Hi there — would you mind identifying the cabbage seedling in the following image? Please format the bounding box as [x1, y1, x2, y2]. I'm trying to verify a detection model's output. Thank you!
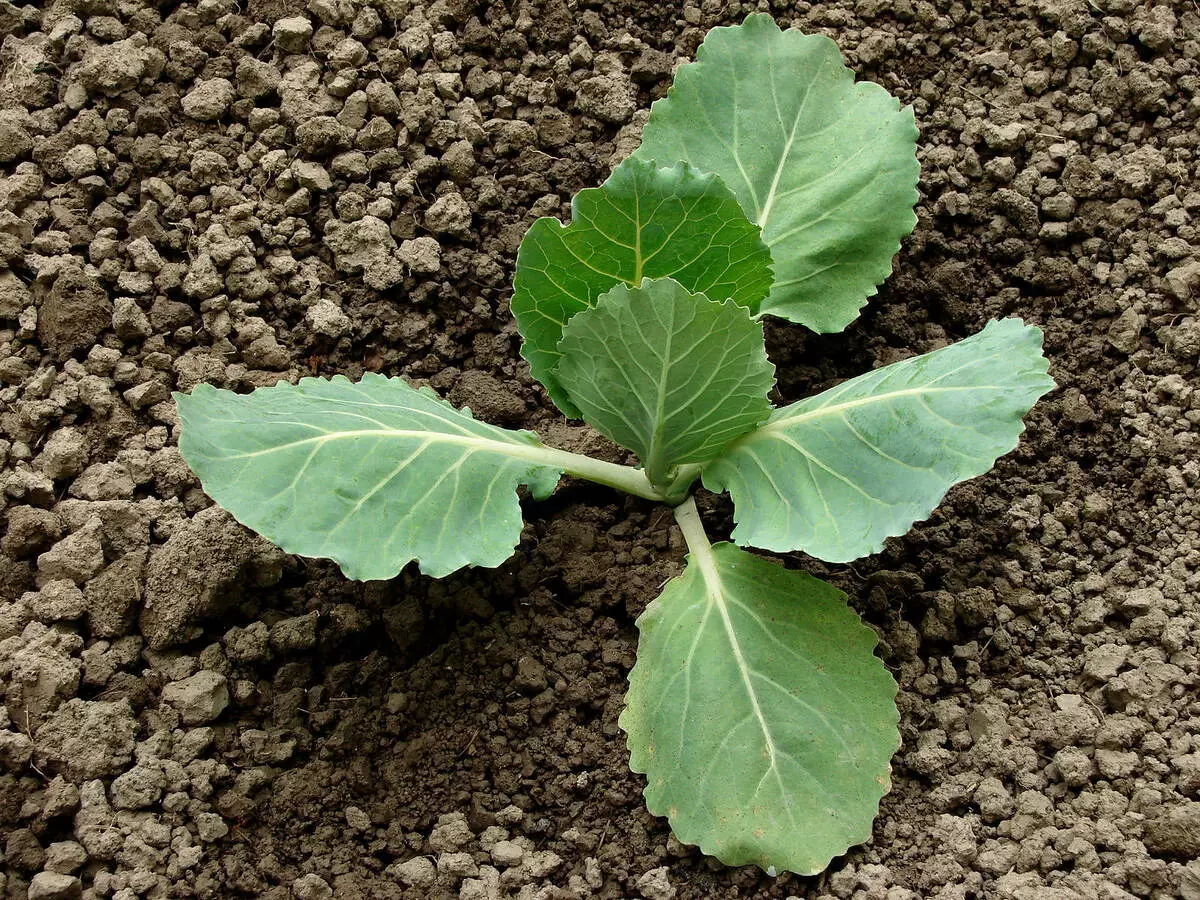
[175, 15, 1054, 876]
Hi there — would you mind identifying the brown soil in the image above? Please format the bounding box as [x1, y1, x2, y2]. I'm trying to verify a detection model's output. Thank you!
[1, 0, 1199, 899]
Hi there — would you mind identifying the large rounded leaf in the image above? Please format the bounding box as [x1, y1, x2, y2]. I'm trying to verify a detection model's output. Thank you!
[553, 278, 774, 485]
[512, 157, 773, 415]
[703, 319, 1055, 562]
[621, 541, 898, 874]
[176, 375, 563, 580]
[632, 13, 919, 333]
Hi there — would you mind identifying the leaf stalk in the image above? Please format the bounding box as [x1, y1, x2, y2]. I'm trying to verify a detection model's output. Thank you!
[537, 444, 666, 502]
[672, 495, 717, 576]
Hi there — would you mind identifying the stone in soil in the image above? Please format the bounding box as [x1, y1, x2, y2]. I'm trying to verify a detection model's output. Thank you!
[161, 671, 229, 725]
[139, 507, 283, 649]
[26, 872, 82, 900]
[33, 699, 137, 781]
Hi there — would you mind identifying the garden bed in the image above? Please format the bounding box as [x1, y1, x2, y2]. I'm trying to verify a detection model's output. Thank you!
[0, 0, 1198, 898]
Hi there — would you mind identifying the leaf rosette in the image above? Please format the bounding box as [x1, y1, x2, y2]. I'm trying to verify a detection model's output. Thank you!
[170, 13, 1055, 882]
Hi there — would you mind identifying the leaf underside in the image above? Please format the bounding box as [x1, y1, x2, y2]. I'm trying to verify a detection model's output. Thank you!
[512, 157, 773, 415]
[621, 542, 898, 875]
[176, 375, 561, 580]
[703, 318, 1056, 562]
[553, 278, 775, 485]
[632, 13, 920, 333]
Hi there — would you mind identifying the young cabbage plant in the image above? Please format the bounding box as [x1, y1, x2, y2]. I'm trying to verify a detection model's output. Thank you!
[175, 15, 1054, 877]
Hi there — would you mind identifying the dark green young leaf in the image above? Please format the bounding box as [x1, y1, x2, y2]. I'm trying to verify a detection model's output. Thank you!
[621, 541, 898, 874]
[703, 319, 1055, 562]
[632, 13, 919, 332]
[553, 278, 774, 485]
[512, 158, 773, 415]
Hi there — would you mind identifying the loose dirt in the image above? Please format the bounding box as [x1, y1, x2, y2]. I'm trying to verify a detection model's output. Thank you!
[1, 0, 1199, 898]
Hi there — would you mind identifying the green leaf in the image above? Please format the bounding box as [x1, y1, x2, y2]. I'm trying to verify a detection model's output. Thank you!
[703, 318, 1055, 562]
[512, 157, 774, 415]
[621, 541, 898, 874]
[176, 374, 563, 580]
[631, 13, 919, 333]
[553, 278, 774, 486]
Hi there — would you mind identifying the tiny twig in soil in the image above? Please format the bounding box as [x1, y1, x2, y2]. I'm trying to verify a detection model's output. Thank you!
[458, 727, 482, 759]
[20, 711, 49, 782]
[962, 87, 993, 107]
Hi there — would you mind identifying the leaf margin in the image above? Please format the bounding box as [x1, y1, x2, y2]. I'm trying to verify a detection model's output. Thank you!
[702, 317, 1056, 562]
[631, 11, 920, 333]
[620, 538, 900, 875]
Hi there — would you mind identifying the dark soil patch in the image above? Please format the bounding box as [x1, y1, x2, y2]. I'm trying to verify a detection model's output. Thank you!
[1, 0, 1199, 898]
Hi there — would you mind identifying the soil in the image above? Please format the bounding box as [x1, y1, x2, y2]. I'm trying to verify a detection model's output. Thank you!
[1, 0, 1199, 898]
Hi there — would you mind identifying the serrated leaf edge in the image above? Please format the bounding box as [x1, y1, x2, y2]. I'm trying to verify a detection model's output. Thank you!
[636, 12, 920, 332]
[619, 547, 901, 875]
[176, 374, 561, 581]
[705, 319, 1056, 562]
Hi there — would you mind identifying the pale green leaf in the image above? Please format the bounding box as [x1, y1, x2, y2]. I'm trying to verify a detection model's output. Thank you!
[631, 13, 919, 332]
[176, 375, 562, 580]
[553, 278, 774, 485]
[621, 541, 898, 874]
[703, 318, 1055, 562]
[512, 157, 773, 415]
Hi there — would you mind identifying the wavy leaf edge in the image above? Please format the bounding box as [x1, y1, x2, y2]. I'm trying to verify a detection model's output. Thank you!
[621, 541, 901, 875]
[634, 12, 920, 332]
[703, 318, 1056, 562]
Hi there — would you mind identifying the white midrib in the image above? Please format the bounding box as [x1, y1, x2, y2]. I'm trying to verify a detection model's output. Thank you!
[226, 428, 536, 460]
[675, 499, 784, 796]
[756, 112, 803, 227]
[215, 427, 663, 501]
[755, 384, 1010, 437]
[645, 303, 676, 481]
[699, 546, 787, 800]
[756, 45, 822, 227]
[632, 188, 644, 283]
